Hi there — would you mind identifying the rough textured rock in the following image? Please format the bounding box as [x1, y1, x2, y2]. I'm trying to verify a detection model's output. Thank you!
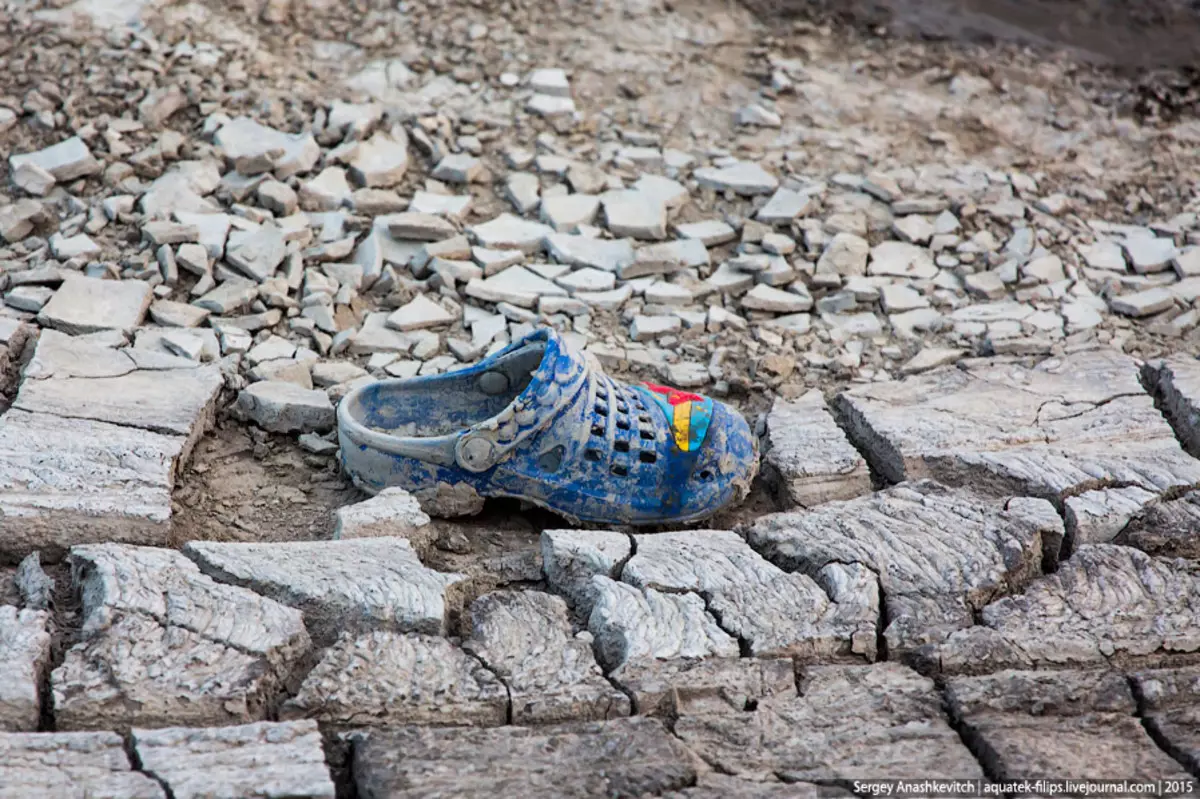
[674, 663, 983, 781]
[0, 606, 50, 731]
[765, 390, 871, 507]
[280, 631, 507, 727]
[836, 349, 1200, 502]
[935, 545, 1200, 674]
[1130, 666, 1200, 773]
[0, 730, 165, 798]
[587, 576, 740, 671]
[747, 481, 1058, 656]
[623, 529, 877, 661]
[0, 410, 181, 562]
[332, 487, 433, 552]
[183, 537, 467, 647]
[1149, 354, 1200, 458]
[1063, 486, 1158, 551]
[36, 275, 153, 334]
[463, 590, 630, 724]
[945, 669, 1191, 782]
[609, 655, 796, 716]
[52, 544, 310, 730]
[661, 775, 839, 799]
[540, 528, 631, 612]
[350, 717, 697, 799]
[132, 720, 335, 799]
[1112, 490, 1200, 558]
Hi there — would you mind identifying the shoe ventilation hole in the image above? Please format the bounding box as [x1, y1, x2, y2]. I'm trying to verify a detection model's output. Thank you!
[638, 415, 650, 424]
[611, 464, 628, 477]
[614, 440, 630, 453]
[617, 404, 628, 414]
[591, 424, 604, 437]
[639, 451, 657, 464]
[538, 446, 564, 472]
[594, 404, 608, 416]
[698, 469, 714, 481]
[640, 430, 655, 440]
[616, 419, 630, 431]
[584, 449, 601, 462]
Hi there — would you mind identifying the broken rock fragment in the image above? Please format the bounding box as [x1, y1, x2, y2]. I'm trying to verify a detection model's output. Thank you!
[183, 537, 467, 647]
[52, 544, 310, 730]
[0, 606, 50, 731]
[235, 380, 335, 433]
[37, 274, 153, 334]
[765, 390, 871, 507]
[0, 730, 165, 798]
[463, 590, 630, 724]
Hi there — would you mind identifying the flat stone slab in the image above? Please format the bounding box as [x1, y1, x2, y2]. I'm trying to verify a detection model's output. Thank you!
[935, 544, 1200, 674]
[673, 663, 984, 781]
[280, 631, 507, 727]
[131, 720, 335, 799]
[0, 410, 180, 562]
[747, 481, 1059, 656]
[835, 349, 1200, 502]
[0, 606, 50, 731]
[52, 544, 310, 730]
[945, 669, 1190, 782]
[462, 590, 630, 724]
[623, 529, 877, 661]
[183, 537, 467, 647]
[37, 274, 152, 334]
[1130, 666, 1200, 773]
[349, 717, 697, 798]
[332, 488, 433, 551]
[0, 730, 165, 798]
[609, 656, 796, 717]
[15, 330, 223, 454]
[765, 390, 871, 507]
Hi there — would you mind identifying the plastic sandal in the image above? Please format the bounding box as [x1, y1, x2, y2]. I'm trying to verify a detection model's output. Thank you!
[336, 327, 759, 525]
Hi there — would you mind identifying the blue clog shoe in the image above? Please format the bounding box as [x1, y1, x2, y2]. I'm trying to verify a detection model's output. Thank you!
[336, 327, 759, 525]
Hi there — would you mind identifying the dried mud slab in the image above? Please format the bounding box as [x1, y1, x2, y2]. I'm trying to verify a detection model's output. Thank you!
[462, 590, 630, 724]
[280, 630, 508, 727]
[944, 669, 1192, 783]
[132, 720, 335, 799]
[332, 488, 433, 552]
[609, 655, 797, 716]
[746, 481, 1058, 656]
[764, 390, 871, 508]
[349, 717, 697, 799]
[935, 544, 1200, 674]
[52, 544, 310, 730]
[1112, 489, 1200, 559]
[183, 537, 467, 647]
[1130, 666, 1200, 774]
[0, 606, 50, 731]
[624, 529, 878, 661]
[661, 775, 846, 799]
[540, 528, 631, 613]
[673, 663, 983, 782]
[836, 350, 1200, 503]
[0, 730, 165, 798]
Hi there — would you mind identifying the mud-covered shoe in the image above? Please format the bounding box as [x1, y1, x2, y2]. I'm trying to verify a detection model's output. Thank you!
[336, 326, 758, 525]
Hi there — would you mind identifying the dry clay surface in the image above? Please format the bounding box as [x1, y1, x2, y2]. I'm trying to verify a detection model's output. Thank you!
[0, 0, 1199, 794]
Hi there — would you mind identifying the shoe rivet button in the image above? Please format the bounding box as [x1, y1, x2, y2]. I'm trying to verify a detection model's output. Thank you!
[457, 436, 496, 472]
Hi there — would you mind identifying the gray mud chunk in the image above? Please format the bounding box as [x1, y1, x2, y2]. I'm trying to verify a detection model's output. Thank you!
[624, 530, 877, 661]
[588, 576, 739, 672]
[0, 410, 180, 561]
[661, 775, 839, 799]
[674, 663, 983, 781]
[1063, 486, 1158, 549]
[1147, 354, 1200, 457]
[0, 606, 50, 731]
[0, 730, 165, 798]
[693, 161, 778, 196]
[349, 717, 696, 799]
[51, 544, 310, 730]
[746, 481, 1059, 656]
[835, 348, 1200, 501]
[280, 630, 507, 727]
[37, 274, 152, 334]
[468, 213, 553, 253]
[935, 544, 1200, 674]
[225, 224, 287, 282]
[235, 380, 335, 433]
[609, 656, 796, 717]
[540, 528, 631, 612]
[132, 720, 335, 799]
[1114, 490, 1200, 558]
[183, 537, 467, 647]
[333, 488, 432, 550]
[765, 390, 871, 507]
[1130, 666, 1200, 772]
[14, 330, 223, 457]
[9, 136, 102, 182]
[463, 591, 630, 724]
[945, 669, 1190, 782]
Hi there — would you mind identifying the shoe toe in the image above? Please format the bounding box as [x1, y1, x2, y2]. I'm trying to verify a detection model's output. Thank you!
[677, 400, 759, 519]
